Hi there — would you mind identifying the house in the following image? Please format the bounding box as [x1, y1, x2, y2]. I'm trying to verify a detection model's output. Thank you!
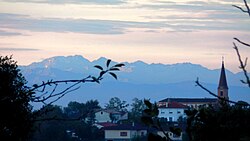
[103, 123, 147, 141]
[158, 101, 188, 122]
[95, 109, 128, 123]
[158, 98, 217, 110]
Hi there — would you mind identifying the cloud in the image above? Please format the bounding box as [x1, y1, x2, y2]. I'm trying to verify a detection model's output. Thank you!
[0, 30, 23, 36]
[0, 0, 249, 35]
[0, 47, 40, 51]
[2, 0, 125, 5]
[0, 13, 164, 34]
[138, 1, 250, 32]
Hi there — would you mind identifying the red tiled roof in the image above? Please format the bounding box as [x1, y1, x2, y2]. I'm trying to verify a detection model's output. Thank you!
[103, 123, 147, 130]
[96, 122, 117, 128]
[167, 101, 188, 108]
[159, 98, 217, 103]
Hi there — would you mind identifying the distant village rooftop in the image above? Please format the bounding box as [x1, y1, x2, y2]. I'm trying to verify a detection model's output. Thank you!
[159, 98, 217, 103]
[103, 123, 147, 131]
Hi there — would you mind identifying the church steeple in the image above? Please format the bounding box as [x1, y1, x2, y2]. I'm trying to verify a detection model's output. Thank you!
[218, 59, 229, 100]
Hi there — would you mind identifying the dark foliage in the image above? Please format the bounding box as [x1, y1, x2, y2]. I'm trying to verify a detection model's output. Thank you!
[129, 98, 146, 123]
[31, 103, 103, 141]
[185, 103, 250, 141]
[0, 56, 34, 141]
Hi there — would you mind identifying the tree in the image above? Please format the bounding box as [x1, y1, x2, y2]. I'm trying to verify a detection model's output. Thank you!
[0, 56, 34, 141]
[64, 100, 100, 124]
[105, 97, 129, 112]
[84, 100, 101, 124]
[31, 104, 103, 141]
[0, 55, 124, 140]
[31, 105, 69, 141]
[129, 98, 146, 123]
[64, 101, 84, 119]
[185, 102, 250, 141]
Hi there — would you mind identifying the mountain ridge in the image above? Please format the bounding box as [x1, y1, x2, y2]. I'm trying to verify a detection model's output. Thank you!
[19, 55, 250, 107]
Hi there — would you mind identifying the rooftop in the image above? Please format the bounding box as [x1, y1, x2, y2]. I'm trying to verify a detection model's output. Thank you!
[103, 123, 147, 130]
[159, 98, 217, 103]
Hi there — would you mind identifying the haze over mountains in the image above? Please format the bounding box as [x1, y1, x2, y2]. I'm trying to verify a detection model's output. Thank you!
[20, 55, 250, 107]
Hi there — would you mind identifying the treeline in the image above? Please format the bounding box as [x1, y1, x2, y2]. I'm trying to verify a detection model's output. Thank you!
[30, 97, 146, 141]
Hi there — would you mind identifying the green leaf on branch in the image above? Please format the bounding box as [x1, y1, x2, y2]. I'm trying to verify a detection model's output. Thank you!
[109, 72, 117, 79]
[106, 59, 111, 67]
[114, 63, 125, 68]
[94, 65, 103, 70]
[109, 68, 120, 71]
[152, 104, 159, 116]
[99, 71, 106, 77]
[144, 99, 152, 109]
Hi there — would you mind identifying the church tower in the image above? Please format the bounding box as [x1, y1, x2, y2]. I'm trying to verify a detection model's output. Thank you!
[217, 60, 229, 100]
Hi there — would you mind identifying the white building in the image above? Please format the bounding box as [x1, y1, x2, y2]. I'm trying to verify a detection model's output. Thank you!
[158, 98, 217, 110]
[94, 109, 128, 123]
[158, 101, 188, 122]
[103, 123, 147, 141]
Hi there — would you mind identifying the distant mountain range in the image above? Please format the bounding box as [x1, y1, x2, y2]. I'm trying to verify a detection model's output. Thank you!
[20, 55, 250, 108]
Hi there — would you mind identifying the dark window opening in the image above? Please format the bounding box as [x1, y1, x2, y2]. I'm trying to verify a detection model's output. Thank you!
[220, 91, 223, 96]
[120, 132, 127, 136]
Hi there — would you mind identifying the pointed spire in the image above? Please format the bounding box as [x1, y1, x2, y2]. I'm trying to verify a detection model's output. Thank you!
[218, 59, 228, 89]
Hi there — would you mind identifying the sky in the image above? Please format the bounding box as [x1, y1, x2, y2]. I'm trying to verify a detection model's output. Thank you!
[0, 0, 249, 73]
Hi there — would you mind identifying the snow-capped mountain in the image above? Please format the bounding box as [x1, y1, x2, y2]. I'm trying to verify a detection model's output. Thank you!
[19, 55, 250, 107]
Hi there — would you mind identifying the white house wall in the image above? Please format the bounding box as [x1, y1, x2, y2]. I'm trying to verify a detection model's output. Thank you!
[105, 130, 147, 140]
[95, 111, 111, 123]
[158, 108, 185, 122]
[105, 130, 131, 139]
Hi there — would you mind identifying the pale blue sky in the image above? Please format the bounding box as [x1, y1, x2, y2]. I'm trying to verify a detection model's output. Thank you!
[0, 0, 249, 72]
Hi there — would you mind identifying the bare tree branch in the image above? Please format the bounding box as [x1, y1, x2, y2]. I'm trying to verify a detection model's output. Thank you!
[234, 38, 250, 47]
[244, 0, 250, 16]
[232, 0, 250, 17]
[195, 78, 250, 106]
[233, 42, 250, 87]
[31, 76, 93, 104]
[232, 1, 250, 87]
[28, 61, 125, 105]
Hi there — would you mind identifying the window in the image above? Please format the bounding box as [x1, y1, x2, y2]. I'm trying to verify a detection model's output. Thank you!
[177, 111, 181, 114]
[101, 112, 103, 114]
[141, 132, 145, 136]
[220, 91, 223, 96]
[161, 111, 165, 114]
[120, 132, 127, 136]
[169, 117, 173, 122]
[169, 111, 173, 114]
